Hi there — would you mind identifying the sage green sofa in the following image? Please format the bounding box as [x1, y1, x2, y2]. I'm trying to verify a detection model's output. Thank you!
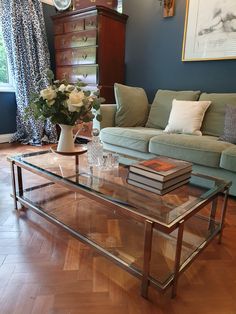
[94, 91, 236, 196]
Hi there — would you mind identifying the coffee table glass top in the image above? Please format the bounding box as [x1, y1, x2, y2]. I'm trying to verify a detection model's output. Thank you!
[11, 149, 230, 227]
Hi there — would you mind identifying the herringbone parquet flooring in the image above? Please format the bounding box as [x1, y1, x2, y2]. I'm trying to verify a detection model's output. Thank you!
[0, 143, 236, 314]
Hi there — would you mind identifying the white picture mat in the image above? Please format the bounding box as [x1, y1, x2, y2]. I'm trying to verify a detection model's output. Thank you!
[182, 0, 236, 61]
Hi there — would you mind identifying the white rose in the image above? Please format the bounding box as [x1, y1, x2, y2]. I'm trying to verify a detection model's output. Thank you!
[58, 84, 66, 92]
[67, 90, 85, 112]
[40, 87, 57, 101]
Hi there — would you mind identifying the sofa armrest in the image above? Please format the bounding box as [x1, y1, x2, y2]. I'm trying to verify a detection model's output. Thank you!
[93, 104, 117, 130]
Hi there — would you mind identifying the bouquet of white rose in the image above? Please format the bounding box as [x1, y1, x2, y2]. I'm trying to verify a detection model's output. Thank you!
[26, 69, 103, 126]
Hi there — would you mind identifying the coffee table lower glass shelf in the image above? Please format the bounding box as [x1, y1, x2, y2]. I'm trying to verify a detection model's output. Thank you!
[8, 150, 231, 298]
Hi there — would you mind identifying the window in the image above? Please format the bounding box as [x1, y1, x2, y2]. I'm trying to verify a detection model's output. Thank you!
[0, 29, 14, 92]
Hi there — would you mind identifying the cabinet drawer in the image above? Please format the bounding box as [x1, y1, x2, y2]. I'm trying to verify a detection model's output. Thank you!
[64, 18, 84, 33]
[84, 15, 97, 30]
[55, 30, 97, 49]
[56, 47, 97, 66]
[57, 65, 98, 84]
[54, 23, 63, 35]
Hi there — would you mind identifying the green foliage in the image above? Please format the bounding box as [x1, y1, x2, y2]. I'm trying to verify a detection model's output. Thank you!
[25, 69, 104, 126]
[0, 32, 8, 84]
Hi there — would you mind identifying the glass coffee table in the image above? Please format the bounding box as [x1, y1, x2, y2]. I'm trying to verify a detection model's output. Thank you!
[8, 148, 231, 298]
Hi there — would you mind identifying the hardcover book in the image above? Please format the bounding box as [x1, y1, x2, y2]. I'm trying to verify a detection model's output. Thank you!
[129, 157, 192, 182]
[127, 178, 190, 195]
[128, 171, 192, 190]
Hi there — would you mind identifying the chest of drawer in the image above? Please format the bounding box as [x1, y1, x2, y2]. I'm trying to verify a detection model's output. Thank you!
[56, 47, 97, 66]
[55, 30, 97, 49]
[64, 18, 84, 33]
[56, 65, 98, 84]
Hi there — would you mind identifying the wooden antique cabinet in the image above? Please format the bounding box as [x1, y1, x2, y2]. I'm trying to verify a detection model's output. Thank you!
[52, 6, 128, 103]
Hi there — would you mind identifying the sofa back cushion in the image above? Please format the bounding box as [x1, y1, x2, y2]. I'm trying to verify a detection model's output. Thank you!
[146, 90, 201, 129]
[114, 83, 149, 127]
[164, 99, 211, 135]
[200, 93, 236, 137]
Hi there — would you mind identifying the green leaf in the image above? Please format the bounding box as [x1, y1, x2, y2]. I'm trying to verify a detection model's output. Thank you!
[93, 103, 100, 111]
[93, 91, 100, 97]
[46, 69, 54, 81]
[83, 90, 91, 97]
[76, 80, 87, 87]
[96, 114, 102, 122]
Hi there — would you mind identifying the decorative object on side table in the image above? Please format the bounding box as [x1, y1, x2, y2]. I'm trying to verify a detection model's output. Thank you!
[53, 0, 72, 11]
[25, 69, 103, 153]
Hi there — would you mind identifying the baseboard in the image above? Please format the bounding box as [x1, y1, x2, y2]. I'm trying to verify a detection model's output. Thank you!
[0, 133, 13, 144]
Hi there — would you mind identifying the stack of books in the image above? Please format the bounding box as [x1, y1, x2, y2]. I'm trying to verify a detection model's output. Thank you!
[127, 156, 192, 195]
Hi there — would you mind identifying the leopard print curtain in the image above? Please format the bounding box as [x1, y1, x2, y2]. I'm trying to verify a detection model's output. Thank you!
[0, 0, 57, 145]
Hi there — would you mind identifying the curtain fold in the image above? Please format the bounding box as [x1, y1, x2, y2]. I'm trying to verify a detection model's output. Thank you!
[0, 0, 57, 145]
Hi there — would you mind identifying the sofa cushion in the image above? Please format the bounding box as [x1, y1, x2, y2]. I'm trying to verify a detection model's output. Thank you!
[114, 83, 149, 127]
[200, 93, 236, 137]
[219, 105, 236, 144]
[149, 134, 233, 167]
[220, 146, 236, 172]
[146, 90, 201, 129]
[164, 99, 211, 135]
[100, 127, 164, 153]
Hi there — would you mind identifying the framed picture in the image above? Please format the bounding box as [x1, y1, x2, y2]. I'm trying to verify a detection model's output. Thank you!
[182, 0, 236, 61]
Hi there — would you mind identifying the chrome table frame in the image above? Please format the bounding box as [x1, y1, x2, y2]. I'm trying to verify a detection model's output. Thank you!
[8, 151, 231, 299]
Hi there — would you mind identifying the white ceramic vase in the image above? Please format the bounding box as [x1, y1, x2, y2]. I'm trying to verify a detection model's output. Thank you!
[57, 124, 75, 152]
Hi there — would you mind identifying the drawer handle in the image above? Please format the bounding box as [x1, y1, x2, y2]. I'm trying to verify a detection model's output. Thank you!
[82, 74, 88, 78]
[88, 20, 94, 26]
[82, 54, 87, 60]
[82, 36, 88, 42]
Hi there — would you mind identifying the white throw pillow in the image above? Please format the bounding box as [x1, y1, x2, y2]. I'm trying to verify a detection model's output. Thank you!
[164, 99, 211, 135]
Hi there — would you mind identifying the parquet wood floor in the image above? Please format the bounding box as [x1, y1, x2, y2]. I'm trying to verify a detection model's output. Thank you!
[0, 143, 236, 314]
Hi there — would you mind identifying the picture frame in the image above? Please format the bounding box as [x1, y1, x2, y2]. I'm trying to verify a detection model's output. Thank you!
[182, 0, 236, 61]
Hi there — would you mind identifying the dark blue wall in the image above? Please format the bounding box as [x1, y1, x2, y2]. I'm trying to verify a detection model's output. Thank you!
[123, 0, 236, 102]
[0, 92, 16, 134]
[43, 4, 57, 72]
